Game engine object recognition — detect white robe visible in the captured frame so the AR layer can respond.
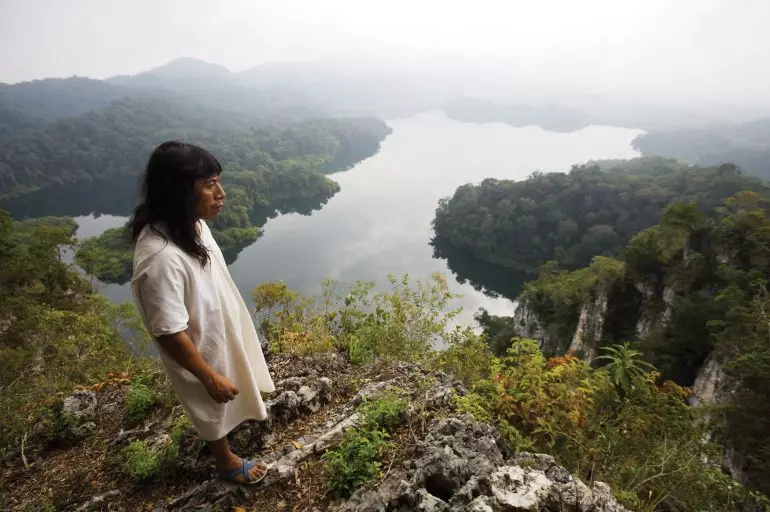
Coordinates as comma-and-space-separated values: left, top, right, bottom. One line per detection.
131, 220, 275, 441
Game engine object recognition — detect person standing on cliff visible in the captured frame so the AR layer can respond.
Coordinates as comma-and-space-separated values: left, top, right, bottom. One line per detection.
129, 141, 275, 484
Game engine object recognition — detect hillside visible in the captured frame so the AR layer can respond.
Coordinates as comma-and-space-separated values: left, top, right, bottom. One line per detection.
633, 119, 770, 180
0, 77, 132, 121
433, 156, 769, 273
443, 97, 593, 133
483, 195, 770, 495
0, 95, 391, 197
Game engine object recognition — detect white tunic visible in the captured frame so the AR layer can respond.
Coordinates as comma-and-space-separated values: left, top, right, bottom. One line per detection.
131, 220, 275, 441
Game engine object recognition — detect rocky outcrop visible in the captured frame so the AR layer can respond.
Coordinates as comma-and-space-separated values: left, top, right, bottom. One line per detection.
165, 362, 461, 511
690, 356, 729, 407
61, 389, 98, 438
689, 356, 751, 486
569, 292, 608, 363
512, 301, 560, 353
337, 416, 627, 512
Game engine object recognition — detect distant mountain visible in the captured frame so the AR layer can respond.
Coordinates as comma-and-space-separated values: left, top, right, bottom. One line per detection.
443, 97, 594, 133
633, 119, 770, 180
107, 57, 233, 88
107, 58, 326, 120
0, 77, 131, 121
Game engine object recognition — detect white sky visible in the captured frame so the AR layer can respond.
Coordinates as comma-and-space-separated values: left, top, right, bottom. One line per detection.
1, 0, 769, 104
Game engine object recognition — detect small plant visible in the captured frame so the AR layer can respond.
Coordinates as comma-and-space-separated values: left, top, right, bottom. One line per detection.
343, 333, 374, 366
119, 415, 191, 482
126, 381, 159, 422
322, 428, 390, 499
121, 440, 160, 481
170, 414, 193, 443
360, 392, 407, 432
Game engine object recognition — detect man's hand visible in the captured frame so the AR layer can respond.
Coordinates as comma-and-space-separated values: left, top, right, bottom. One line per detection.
203, 373, 239, 403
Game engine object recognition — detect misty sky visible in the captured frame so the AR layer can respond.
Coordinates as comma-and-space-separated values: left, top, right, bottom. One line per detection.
1, 0, 769, 104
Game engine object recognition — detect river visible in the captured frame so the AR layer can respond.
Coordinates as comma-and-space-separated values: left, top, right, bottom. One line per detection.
3, 111, 643, 327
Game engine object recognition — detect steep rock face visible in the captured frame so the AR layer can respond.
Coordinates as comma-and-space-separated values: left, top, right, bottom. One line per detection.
338, 416, 628, 512
512, 302, 560, 353
634, 284, 674, 340
569, 292, 608, 363
689, 356, 751, 485
690, 356, 729, 407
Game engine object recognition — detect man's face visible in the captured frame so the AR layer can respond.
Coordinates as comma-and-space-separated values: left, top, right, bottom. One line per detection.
194, 175, 226, 220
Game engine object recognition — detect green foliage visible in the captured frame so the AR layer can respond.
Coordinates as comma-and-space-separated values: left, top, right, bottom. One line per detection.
433, 326, 493, 385
75, 227, 132, 284
121, 440, 161, 482
119, 414, 193, 483
474, 194, 770, 498
322, 428, 390, 499
125, 381, 159, 422
255, 274, 461, 363
457, 338, 762, 511
0, 210, 148, 457
520, 256, 625, 350
0, 95, 391, 198
359, 392, 408, 432
323, 393, 407, 498
433, 156, 767, 271
597, 343, 657, 395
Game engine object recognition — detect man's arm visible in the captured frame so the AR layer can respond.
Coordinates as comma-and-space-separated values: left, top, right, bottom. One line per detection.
157, 331, 239, 404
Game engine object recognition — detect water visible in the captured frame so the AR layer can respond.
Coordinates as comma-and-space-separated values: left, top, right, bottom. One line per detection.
2, 111, 643, 327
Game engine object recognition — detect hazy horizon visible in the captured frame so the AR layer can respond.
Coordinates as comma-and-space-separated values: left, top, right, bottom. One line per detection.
2, 0, 770, 111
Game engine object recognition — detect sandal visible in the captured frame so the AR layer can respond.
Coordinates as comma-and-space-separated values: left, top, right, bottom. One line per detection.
218, 459, 268, 485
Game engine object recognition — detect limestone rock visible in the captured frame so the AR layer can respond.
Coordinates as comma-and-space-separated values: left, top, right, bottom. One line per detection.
61, 389, 98, 438
336, 416, 628, 512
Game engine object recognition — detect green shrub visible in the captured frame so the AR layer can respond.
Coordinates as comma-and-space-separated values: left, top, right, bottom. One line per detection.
254, 274, 460, 363
343, 334, 373, 366
118, 415, 192, 482
360, 392, 407, 432
457, 338, 763, 511
322, 428, 390, 499
126, 381, 158, 422
121, 440, 161, 481
120, 434, 183, 483
433, 327, 492, 385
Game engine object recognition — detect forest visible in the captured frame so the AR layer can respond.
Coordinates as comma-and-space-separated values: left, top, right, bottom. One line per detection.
633, 118, 770, 180
432, 156, 769, 274
0, 95, 391, 197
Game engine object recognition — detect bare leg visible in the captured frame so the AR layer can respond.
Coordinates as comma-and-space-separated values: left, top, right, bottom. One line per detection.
207, 436, 267, 482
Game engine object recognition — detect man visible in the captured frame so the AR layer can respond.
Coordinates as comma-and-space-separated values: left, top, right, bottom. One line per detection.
130, 141, 274, 484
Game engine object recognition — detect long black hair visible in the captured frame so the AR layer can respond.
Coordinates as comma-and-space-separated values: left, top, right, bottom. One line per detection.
129, 141, 222, 266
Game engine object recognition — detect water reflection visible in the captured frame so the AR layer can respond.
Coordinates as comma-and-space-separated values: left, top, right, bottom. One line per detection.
220, 194, 333, 263
430, 236, 534, 301
0, 174, 140, 219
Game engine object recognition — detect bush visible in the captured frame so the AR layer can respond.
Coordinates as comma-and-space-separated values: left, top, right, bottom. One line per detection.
119, 415, 192, 482
254, 274, 460, 363
322, 428, 390, 499
433, 327, 492, 385
359, 392, 407, 432
322, 393, 408, 498
125, 381, 158, 422
121, 440, 161, 481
